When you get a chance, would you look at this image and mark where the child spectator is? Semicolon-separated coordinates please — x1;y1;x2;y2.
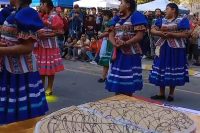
62;37;73;59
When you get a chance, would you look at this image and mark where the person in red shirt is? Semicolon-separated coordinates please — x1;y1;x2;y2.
86;36;102;64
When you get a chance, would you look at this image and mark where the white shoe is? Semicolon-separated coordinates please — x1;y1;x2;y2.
142;55;147;59
90;61;97;65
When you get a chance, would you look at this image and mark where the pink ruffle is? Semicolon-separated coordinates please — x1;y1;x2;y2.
18;32;37;41
34;47;64;75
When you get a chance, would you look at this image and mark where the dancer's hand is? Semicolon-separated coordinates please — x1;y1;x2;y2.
191;33;199;39
159;32;167;39
163;32;174;38
115;39;125;47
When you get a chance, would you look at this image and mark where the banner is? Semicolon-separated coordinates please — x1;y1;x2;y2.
31;0;74;8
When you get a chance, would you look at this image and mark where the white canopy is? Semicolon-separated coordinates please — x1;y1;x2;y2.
137;0;188;11
73;0;120;8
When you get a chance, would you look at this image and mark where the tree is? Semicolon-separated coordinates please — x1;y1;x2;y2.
136;0;154;4
136;0;181;4
169;0;180;4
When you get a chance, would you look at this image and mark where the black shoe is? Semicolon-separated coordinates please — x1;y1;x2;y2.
167;96;174;102
98;78;106;83
151;95;166;100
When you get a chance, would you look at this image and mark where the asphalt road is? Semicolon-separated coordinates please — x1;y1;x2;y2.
47;60;200;113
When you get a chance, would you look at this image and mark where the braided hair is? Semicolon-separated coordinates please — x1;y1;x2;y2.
19;0;32;7
123;0;136;12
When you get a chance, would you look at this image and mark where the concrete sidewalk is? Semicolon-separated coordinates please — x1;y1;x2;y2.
142;59;200;77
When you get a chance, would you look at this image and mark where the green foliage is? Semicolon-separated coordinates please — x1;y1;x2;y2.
136;0;180;4
169;0;181;4
136;0;154;4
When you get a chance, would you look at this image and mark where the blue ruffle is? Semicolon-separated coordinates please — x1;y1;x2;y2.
110;11;147;26
15;7;44;32
177;17;190;30
110;15;120;26
154;17;190;30
106;50;143;93
0;69;48;124
0;6;14;25
131;11;148;26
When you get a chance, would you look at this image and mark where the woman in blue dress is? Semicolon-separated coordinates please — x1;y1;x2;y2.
149;3;190;102
106;0;147;96
0;0;48;124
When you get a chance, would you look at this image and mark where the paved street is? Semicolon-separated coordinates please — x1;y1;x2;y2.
47;59;200;113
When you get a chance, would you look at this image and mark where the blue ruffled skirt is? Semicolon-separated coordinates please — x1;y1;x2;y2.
149;42;189;87
106;50;143;94
0;69;48;124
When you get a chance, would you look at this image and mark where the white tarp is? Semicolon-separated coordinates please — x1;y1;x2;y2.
137;0;188;11
73;0;120;8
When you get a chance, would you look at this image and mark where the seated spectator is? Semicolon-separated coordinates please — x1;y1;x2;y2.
62;37;73;59
86;36;102;64
72;34;90;61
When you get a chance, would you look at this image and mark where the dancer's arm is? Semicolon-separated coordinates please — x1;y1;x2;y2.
125;31;144;45
164;31;190;38
151;27;166;38
0;39;34;55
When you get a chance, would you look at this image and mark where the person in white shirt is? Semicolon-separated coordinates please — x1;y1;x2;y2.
72;34;90;61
